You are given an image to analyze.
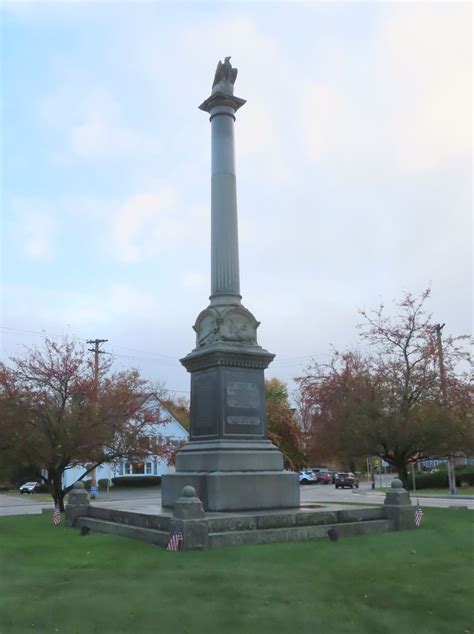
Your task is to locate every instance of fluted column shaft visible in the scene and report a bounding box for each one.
[210,104,241,304]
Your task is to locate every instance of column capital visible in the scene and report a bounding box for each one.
[199,91,246,114]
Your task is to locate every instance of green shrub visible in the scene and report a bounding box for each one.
[457,467,474,487]
[71,478,112,491]
[111,476,161,487]
[409,472,450,489]
[455,464,474,475]
[407,468,474,490]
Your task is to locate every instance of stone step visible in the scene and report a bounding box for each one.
[88,506,172,531]
[208,519,393,548]
[77,516,169,547]
[206,506,384,533]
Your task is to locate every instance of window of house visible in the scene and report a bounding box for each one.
[145,462,152,475]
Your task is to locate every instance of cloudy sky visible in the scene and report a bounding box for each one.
[1,1,472,400]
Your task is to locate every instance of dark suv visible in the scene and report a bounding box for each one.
[335,473,360,489]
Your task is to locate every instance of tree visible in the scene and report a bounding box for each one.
[161,396,190,431]
[265,378,306,471]
[297,290,472,485]
[0,338,175,510]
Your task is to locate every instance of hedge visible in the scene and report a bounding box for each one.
[111,476,161,487]
[80,478,112,490]
[407,467,474,490]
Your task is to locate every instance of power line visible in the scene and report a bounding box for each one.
[1,326,181,365]
[110,343,177,361]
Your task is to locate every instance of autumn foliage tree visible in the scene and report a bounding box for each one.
[0,338,175,510]
[297,290,472,485]
[161,396,190,431]
[265,378,305,471]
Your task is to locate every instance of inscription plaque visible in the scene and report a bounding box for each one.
[226,381,259,409]
[227,416,261,426]
[191,370,218,437]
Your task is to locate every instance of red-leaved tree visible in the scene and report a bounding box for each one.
[297,290,472,484]
[0,338,176,510]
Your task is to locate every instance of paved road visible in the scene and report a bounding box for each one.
[0,494,54,517]
[1,481,472,517]
[300,481,474,509]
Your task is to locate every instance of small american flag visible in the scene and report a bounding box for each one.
[166,529,183,551]
[52,505,61,525]
[415,502,424,527]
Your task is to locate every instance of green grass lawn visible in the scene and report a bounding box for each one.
[414,488,474,497]
[0,510,472,634]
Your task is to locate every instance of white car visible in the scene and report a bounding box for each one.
[298,471,316,485]
[19,481,40,494]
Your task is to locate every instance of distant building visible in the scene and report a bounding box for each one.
[61,394,189,489]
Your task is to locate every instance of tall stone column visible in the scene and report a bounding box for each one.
[209,100,243,303]
[161,58,299,512]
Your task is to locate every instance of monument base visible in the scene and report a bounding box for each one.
[161,471,299,512]
[175,439,285,471]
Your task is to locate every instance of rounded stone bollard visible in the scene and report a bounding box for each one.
[65,481,90,527]
[170,486,209,550]
[383,478,415,530]
[173,486,205,519]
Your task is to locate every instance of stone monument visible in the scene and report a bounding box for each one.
[161,57,299,512]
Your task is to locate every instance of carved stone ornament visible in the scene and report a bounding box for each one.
[193,305,260,349]
[212,56,238,96]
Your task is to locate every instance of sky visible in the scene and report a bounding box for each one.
[1,1,472,401]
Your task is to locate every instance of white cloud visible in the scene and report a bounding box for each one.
[179,270,207,292]
[379,4,472,170]
[41,87,156,160]
[112,188,208,262]
[9,199,56,260]
[302,3,472,174]
[3,283,163,331]
[23,213,55,260]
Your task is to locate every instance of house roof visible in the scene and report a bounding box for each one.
[140,392,189,437]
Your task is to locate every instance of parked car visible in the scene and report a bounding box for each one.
[334,473,360,489]
[298,471,316,485]
[315,471,332,484]
[311,467,337,483]
[311,468,333,484]
[19,481,40,494]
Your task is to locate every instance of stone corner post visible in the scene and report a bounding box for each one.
[169,486,209,550]
[383,478,416,530]
[65,481,90,527]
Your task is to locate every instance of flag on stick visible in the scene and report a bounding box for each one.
[415,501,423,527]
[52,505,61,525]
[166,530,183,551]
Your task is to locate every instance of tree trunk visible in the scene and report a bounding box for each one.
[394,463,409,489]
[51,472,65,512]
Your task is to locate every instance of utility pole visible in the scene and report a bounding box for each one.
[86,339,108,498]
[435,324,457,495]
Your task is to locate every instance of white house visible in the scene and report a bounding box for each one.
[61,395,189,489]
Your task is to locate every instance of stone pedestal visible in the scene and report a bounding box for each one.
[65,481,90,527]
[161,58,299,512]
[169,486,209,550]
[383,479,416,530]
